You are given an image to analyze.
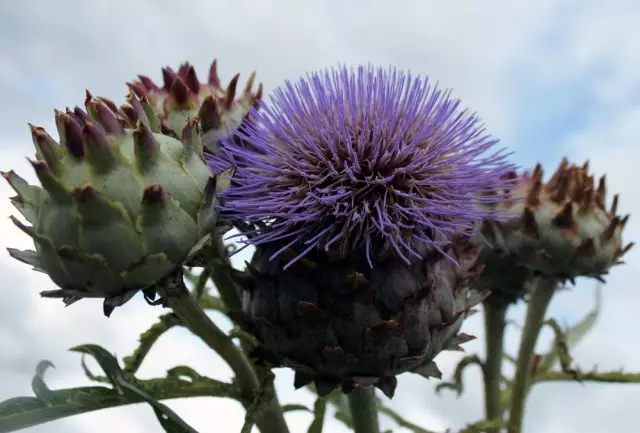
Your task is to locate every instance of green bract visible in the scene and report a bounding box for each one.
[3,92,231,316]
[128,59,263,151]
[473,159,633,306]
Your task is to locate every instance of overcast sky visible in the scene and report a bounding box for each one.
[1,0,639,432]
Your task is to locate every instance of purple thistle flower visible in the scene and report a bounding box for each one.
[209,64,517,267]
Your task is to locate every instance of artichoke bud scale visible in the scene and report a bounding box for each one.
[30,160,73,204]
[10,195,38,223]
[83,121,123,174]
[196,175,220,238]
[73,185,144,270]
[7,248,44,272]
[141,96,161,133]
[121,252,175,288]
[135,137,202,217]
[30,124,65,176]
[133,121,160,171]
[2,170,43,207]
[138,184,198,262]
[84,94,125,136]
[60,113,85,160]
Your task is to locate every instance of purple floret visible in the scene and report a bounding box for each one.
[208,64,517,267]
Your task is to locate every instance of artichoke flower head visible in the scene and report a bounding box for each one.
[4,91,232,316]
[474,159,633,305]
[128,59,263,152]
[208,65,518,397]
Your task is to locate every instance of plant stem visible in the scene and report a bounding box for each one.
[482,303,507,433]
[348,387,380,433]
[532,370,640,385]
[211,237,242,311]
[159,275,289,433]
[208,238,292,432]
[507,277,558,433]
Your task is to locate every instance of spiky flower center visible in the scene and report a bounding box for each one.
[211,65,516,266]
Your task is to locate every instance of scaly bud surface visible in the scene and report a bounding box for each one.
[128,60,263,152]
[475,159,633,301]
[4,92,232,316]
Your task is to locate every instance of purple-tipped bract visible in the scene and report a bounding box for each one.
[209,65,517,266]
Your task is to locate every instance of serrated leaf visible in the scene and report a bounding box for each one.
[69,345,124,392]
[31,361,55,405]
[79,355,110,384]
[0,386,132,432]
[70,344,198,433]
[538,284,602,373]
[0,356,239,432]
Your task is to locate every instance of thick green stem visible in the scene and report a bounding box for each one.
[210,238,291,432]
[507,277,557,433]
[348,387,380,433]
[160,276,289,433]
[482,303,507,433]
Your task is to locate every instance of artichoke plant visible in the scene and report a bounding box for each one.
[4,92,231,316]
[209,65,518,397]
[2,57,636,433]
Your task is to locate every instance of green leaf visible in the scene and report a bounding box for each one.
[0,386,120,433]
[79,353,111,384]
[69,345,124,391]
[0,349,240,432]
[70,344,199,433]
[435,355,483,396]
[307,397,327,433]
[151,406,198,433]
[281,404,311,413]
[538,283,602,373]
[31,361,55,405]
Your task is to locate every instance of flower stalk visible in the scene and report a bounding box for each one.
[157,273,290,433]
[348,387,381,433]
[507,277,558,433]
[482,303,507,432]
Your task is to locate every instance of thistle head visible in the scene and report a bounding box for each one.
[209,65,518,267]
[128,60,262,146]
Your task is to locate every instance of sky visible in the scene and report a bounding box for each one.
[1,0,639,432]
